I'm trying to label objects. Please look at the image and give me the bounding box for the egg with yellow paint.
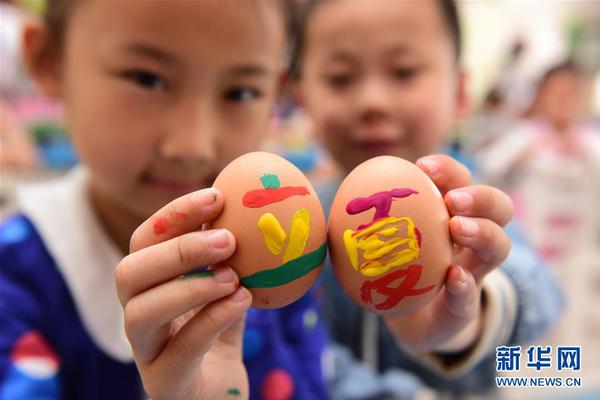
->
[211,152,327,308]
[328,156,452,316]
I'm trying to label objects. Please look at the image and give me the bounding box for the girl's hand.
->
[385,155,513,353]
[115,188,252,400]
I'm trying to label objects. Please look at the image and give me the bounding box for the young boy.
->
[294,0,564,397]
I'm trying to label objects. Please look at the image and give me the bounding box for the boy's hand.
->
[384,155,513,353]
[115,188,252,400]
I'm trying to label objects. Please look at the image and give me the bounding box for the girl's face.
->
[31,1,286,219]
[537,71,583,130]
[298,0,467,172]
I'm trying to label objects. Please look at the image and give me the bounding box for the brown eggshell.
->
[328,156,452,316]
[211,152,327,309]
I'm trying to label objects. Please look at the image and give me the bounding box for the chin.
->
[120,190,168,220]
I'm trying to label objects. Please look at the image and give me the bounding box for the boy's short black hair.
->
[291,0,462,78]
[439,0,462,60]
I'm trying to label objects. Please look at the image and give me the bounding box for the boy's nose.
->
[160,101,217,165]
[355,77,394,123]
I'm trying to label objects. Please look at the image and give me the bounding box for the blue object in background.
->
[282,145,321,174]
[38,137,78,170]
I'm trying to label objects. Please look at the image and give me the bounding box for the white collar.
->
[16,167,134,363]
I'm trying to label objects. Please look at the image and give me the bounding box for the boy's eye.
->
[392,67,419,81]
[325,74,353,89]
[223,87,262,102]
[123,70,168,91]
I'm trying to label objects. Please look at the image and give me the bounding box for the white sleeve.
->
[476,125,536,183]
[398,269,518,377]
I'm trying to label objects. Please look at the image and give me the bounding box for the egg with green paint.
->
[211,152,327,308]
[327,156,452,316]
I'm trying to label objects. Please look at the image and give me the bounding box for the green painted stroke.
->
[181,270,214,280]
[260,173,281,189]
[241,242,327,288]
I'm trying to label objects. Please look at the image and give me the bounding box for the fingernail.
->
[457,266,469,286]
[207,230,230,249]
[198,189,217,206]
[450,191,473,212]
[230,287,248,303]
[213,267,234,283]
[459,217,478,237]
[418,158,440,176]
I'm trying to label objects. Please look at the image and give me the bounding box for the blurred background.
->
[1,1,599,399]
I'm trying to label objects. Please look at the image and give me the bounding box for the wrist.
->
[433,308,483,354]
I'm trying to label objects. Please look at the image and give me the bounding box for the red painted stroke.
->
[242,186,309,208]
[414,227,422,248]
[153,218,169,235]
[360,264,435,310]
[175,212,189,220]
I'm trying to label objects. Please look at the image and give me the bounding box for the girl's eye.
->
[123,70,168,91]
[223,87,262,102]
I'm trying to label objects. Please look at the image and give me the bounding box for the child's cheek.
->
[407,95,453,154]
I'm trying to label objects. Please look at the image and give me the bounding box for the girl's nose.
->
[160,99,217,165]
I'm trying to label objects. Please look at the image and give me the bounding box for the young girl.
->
[294,0,564,397]
[479,62,600,264]
[478,62,600,370]
[0,1,328,399]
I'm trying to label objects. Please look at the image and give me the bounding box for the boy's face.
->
[299,0,467,172]
[37,1,285,218]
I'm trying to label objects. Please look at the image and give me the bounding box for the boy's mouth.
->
[352,138,402,154]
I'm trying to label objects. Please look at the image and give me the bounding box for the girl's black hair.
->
[44,0,297,50]
[290,0,462,79]
[539,60,582,87]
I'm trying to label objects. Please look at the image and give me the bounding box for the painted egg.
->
[211,152,327,309]
[327,156,452,316]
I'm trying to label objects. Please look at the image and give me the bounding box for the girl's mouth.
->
[142,175,205,195]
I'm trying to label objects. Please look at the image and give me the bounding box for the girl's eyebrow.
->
[121,43,273,77]
[123,43,177,65]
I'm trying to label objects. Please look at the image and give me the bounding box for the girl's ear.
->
[22,18,62,99]
[454,68,470,120]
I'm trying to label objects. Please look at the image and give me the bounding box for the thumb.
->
[423,265,483,352]
[441,265,480,320]
[216,311,248,355]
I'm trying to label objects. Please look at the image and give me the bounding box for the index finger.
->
[416,154,472,196]
[130,188,223,253]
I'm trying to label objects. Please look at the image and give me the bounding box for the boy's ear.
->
[277,69,290,93]
[275,68,306,108]
[454,69,470,120]
[22,19,62,99]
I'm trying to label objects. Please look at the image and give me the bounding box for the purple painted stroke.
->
[346,188,419,219]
